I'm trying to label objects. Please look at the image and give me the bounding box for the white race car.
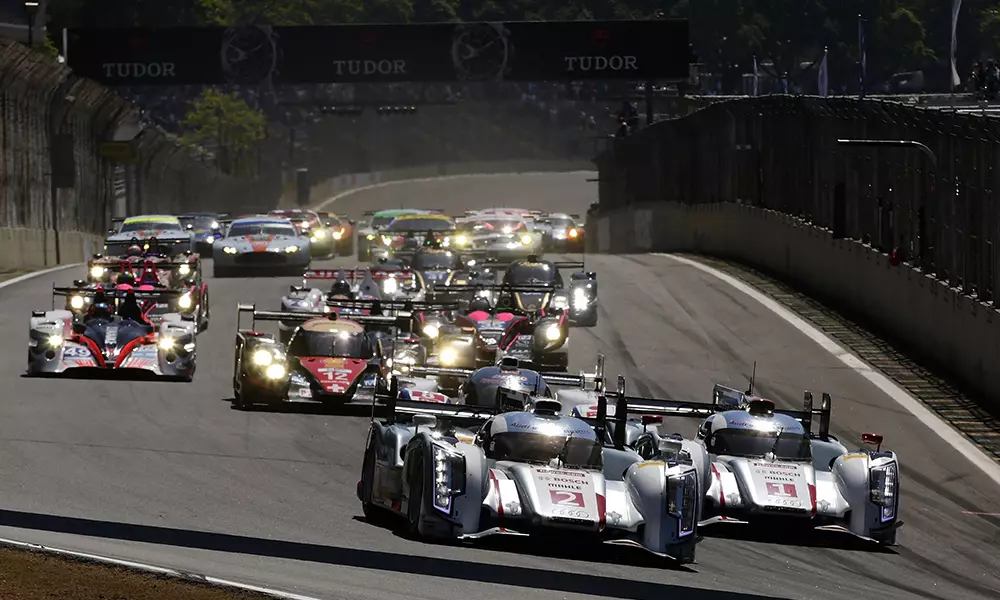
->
[213,217,311,277]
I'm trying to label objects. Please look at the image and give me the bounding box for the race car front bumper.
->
[214,249,310,276]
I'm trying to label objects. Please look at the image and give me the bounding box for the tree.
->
[180,88,267,176]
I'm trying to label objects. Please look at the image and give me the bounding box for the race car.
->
[105,215,196,256]
[357,209,434,261]
[499,257,598,327]
[87,238,202,287]
[29,285,197,381]
[231,304,412,410]
[316,211,354,256]
[375,213,457,262]
[357,372,701,563]
[213,216,311,277]
[268,209,332,258]
[178,212,227,256]
[619,376,902,546]
[539,213,585,252]
[453,214,542,262]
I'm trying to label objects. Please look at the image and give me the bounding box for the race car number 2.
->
[549,490,585,507]
[317,368,352,382]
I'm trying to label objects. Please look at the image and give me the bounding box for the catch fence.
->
[595,95,1000,303]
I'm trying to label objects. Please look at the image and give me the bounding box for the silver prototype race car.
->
[358,375,702,563]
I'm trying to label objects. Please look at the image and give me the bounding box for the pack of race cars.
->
[24,206,901,566]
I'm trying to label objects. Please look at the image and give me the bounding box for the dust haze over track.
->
[0,172,997,600]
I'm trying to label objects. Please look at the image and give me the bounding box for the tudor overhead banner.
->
[65,20,691,85]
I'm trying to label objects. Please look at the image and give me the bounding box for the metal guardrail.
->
[595,95,1000,303]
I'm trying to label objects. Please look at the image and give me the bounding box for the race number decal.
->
[765,482,797,498]
[63,346,92,358]
[549,490,585,507]
[317,368,351,382]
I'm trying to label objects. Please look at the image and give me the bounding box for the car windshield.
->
[476,219,524,232]
[508,262,556,284]
[179,216,217,228]
[228,224,297,237]
[414,252,457,270]
[387,218,453,231]
[371,216,399,228]
[288,331,371,358]
[711,428,812,461]
[488,431,603,470]
[120,220,182,232]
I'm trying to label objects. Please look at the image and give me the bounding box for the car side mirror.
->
[861,432,884,451]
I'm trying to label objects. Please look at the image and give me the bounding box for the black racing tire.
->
[361,431,394,526]
[406,454,426,538]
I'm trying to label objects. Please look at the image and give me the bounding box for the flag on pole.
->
[858,15,867,98]
[752,55,759,96]
[951,0,963,89]
[818,47,829,97]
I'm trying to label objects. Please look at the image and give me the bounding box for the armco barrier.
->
[589,95,1000,407]
[0,38,278,269]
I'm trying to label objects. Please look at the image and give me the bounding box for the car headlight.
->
[383,277,398,294]
[178,264,191,276]
[210,221,219,230]
[568,228,579,238]
[333,230,343,240]
[423,324,439,338]
[870,463,898,521]
[521,234,533,245]
[89,265,105,279]
[69,295,85,310]
[48,334,64,347]
[455,235,468,246]
[313,229,327,239]
[551,296,569,310]
[266,363,287,379]
[573,288,589,309]
[158,337,175,350]
[432,445,466,513]
[252,349,273,366]
[502,226,513,234]
[177,293,193,310]
[667,471,698,535]
[544,324,562,341]
[366,234,376,241]
[284,245,299,253]
[223,246,238,254]
[381,235,392,246]
[440,346,458,365]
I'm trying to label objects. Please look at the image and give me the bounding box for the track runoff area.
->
[1,172,997,599]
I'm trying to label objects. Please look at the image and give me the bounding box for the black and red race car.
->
[231,304,412,411]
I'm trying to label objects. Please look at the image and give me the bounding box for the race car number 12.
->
[317,368,351,382]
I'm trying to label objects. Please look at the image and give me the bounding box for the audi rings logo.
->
[552,507,590,519]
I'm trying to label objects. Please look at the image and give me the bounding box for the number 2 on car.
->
[549,490,585,507]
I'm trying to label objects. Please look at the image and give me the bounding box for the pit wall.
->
[586,201,1000,407]
[0,230,104,272]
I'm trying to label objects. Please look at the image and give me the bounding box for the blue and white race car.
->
[213,217,311,277]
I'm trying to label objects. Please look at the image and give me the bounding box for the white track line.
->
[657,253,1000,489]
[0,263,80,290]
[0,536,325,600]
[314,170,594,210]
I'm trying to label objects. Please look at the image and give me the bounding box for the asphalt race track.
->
[0,172,998,600]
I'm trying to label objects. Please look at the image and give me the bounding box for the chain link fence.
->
[595,95,1000,303]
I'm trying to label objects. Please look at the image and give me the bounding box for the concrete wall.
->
[587,201,1000,406]
[0,229,104,271]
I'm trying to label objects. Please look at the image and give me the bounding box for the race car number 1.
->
[317,368,351,382]
[549,490,585,507]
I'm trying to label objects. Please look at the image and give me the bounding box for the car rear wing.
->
[409,366,475,379]
[538,353,605,390]
[87,260,197,278]
[325,298,460,314]
[303,268,413,282]
[430,282,558,294]
[235,303,409,333]
[51,284,187,311]
[376,375,496,427]
[103,237,189,255]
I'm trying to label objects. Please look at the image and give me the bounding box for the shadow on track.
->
[0,508,787,600]
[221,397,384,418]
[701,524,899,554]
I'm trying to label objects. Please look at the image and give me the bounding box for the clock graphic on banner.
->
[220,25,280,85]
[450,22,512,81]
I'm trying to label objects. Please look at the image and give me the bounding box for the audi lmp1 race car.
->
[357,375,701,563]
[105,215,197,256]
[231,304,417,410]
[29,286,197,381]
[213,217,311,277]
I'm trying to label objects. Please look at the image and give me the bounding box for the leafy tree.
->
[180,88,267,176]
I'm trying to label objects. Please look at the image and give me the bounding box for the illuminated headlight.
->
[69,295,85,310]
[502,226,513,234]
[177,293,193,310]
[284,245,299,253]
[551,296,569,310]
[383,277,398,294]
[432,445,466,513]
[178,264,191,276]
[423,324,439,338]
[666,471,698,535]
[265,363,286,379]
[210,221,219,230]
[455,235,468,246]
[158,337,175,350]
[223,246,238,254]
[332,230,343,240]
[573,288,589,308]
[476,289,492,300]
[366,234,376,241]
[381,235,392,246]
[544,324,562,341]
[439,346,458,365]
[89,265,105,279]
[252,349,273,366]
[568,228,579,238]
[441,237,451,247]
[870,463,898,521]
[313,229,327,239]
[521,234,533,245]
[48,334,64,347]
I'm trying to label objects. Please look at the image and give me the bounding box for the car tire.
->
[406,455,426,538]
[361,431,393,526]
